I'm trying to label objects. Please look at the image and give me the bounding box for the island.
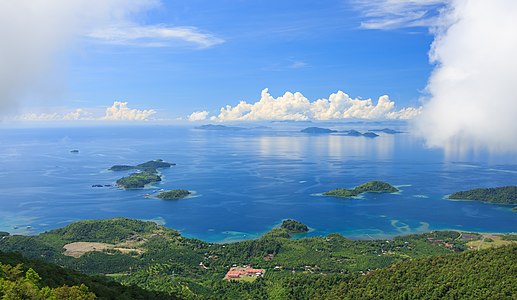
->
[448,186,517,204]
[116,171,161,189]
[280,219,309,233]
[109,159,175,172]
[300,127,337,134]
[110,159,174,189]
[195,124,245,131]
[70,149,79,153]
[369,128,402,134]
[343,129,363,136]
[323,180,398,198]
[362,132,379,138]
[156,189,191,200]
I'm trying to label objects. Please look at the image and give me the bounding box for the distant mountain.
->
[362,132,379,138]
[196,124,246,131]
[369,128,402,134]
[343,129,363,136]
[301,127,337,134]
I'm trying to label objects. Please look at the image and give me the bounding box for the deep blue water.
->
[0,124,516,242]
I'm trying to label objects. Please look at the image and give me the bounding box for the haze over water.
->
[1,124,516,242]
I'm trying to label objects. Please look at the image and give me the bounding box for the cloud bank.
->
[0,0,160,115]
[16,101,155,122]
[415,0,517,152]
[200,88,421,122]
[0,0,222,118]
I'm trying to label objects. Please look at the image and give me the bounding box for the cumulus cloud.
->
[89,25,224,48]
[102,101,156,121]
[16,102,155,122]
[415,0,517,152]
[188,111,209,122]
[208,88,420,121]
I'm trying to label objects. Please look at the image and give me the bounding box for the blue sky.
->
[4,0,446,122]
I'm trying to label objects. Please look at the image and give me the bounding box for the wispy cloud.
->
[288,60,308,69]
[352,0,448,30]
[88,24,224,48]
[195,88,421,122]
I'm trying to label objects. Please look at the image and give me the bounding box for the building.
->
[224,266,266,280]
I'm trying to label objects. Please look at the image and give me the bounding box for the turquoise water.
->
[0,124,516,242]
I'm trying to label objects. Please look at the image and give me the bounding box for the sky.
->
[2,0,517,153]
[1,0,444,122]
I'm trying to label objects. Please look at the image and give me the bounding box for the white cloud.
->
[0,0,160,116]
[415,0,517,152]
[352,0,448,29]
[89,25,224,48]
[102,101,156,121]
[0,0,222,120]
[16,102,155,122]
[208,88,420,121]
[188,111,209,122]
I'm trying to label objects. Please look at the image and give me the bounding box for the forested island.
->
[110,159,174,189]
[116,172,162,189]
[156,189,191,200]
[109,159,175,172]
[323,180,398,198]
[0,218,515,299]
[448,186,517,204]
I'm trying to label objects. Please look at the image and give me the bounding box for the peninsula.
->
[448,186,517,205]
[323,180,398,198]
[280,219,309,233]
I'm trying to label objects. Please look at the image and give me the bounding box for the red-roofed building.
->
[224,266,266,280]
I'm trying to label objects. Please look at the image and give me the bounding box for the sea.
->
[0,123,516,243]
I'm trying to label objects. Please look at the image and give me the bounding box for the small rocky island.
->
[280,219,309,233]
[301,127,337,134]
[110,159,174,189]
[156,189,191,200]
[448,186,517,205]
[323,180,398,198]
